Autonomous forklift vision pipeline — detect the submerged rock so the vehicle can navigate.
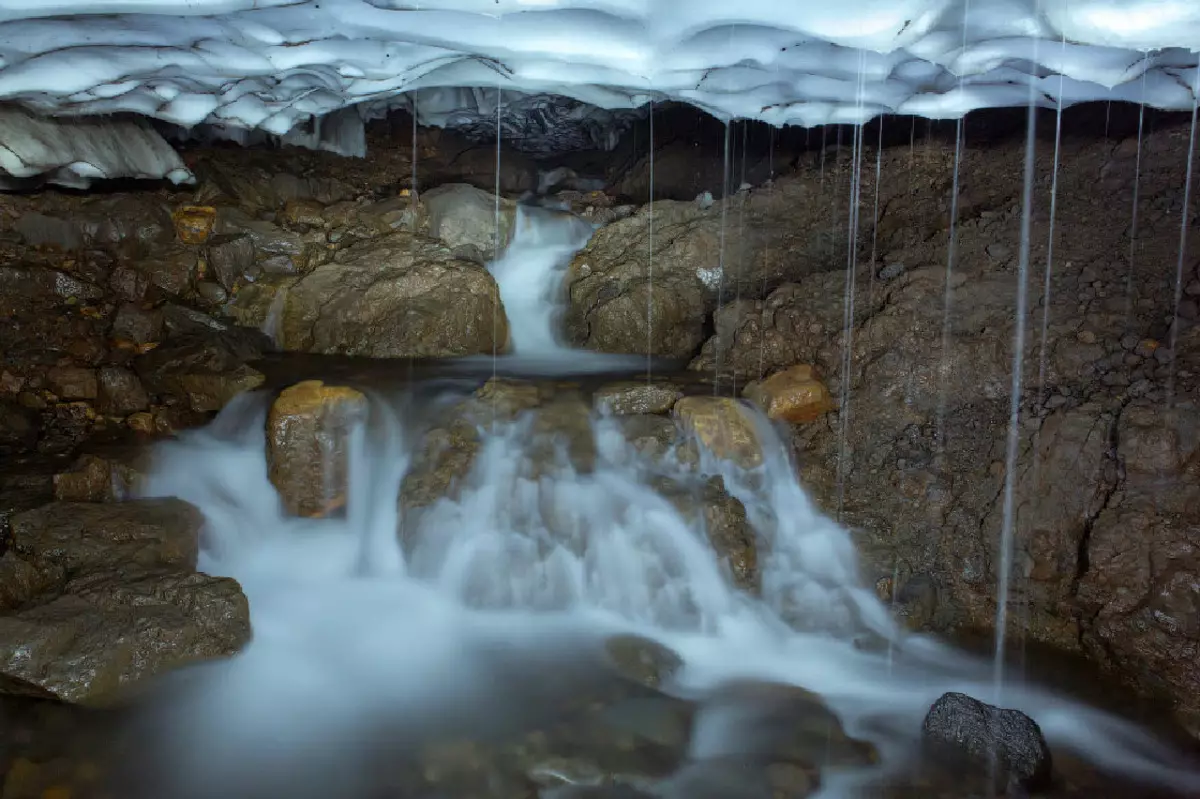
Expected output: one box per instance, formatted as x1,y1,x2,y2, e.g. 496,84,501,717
266,381,368,518
603,634,683,690
655,475,758,592
921,691,1052,791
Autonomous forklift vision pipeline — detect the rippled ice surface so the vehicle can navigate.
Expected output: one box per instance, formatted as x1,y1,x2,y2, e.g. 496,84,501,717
126,383,1200,799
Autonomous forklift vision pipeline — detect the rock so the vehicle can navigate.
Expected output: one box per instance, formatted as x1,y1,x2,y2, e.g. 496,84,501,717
266,381,368,517
195,281,228,305
673,397,763,469
45,366,97,401
175,365,266,413
96,367,149,416
229,232,508,358
52,454,115,502
657,475,758,591
921,692,1052,791
109,265,150,302
110,303,164,346
0,570,249,703
172,205,218,245
354,195,425,236
214,208,314,272
602,634,683,690
8,499,202,577
613,414,679,459
281,199,327,228
878,262,906,281
593,381,683,416
421,184,517,263
0,400,39,454
161,303,228,337
743,364,834,423
138,246,198,295
206,234,257,291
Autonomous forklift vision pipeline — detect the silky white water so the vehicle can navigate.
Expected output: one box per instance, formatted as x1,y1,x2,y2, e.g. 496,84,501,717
130,384,1200,798
489,206,596,357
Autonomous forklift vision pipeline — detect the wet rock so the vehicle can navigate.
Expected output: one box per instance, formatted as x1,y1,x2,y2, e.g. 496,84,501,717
281,199,327,229
742,364,833,423
52,454,115,502
134,330,269,412
96,367,149,416
921,692,1052,791
422,184,517,263
230,232,508,358
138,245,198,296
206,234,257,291
0,569,249,703
613,414,679,459
109,265,150,302
195,281,228,305
35,402,98,455
8,499,202,577
175,365,266,413
673,397,763,469
603,635,683,690
110,303,164,347
266,381,368,518
45,366,96,401
172,205,218,245
354,195,425,236
161,303,228,337
593,381,683,416
657,475,758,592
0,401,39,454
214,208,314,272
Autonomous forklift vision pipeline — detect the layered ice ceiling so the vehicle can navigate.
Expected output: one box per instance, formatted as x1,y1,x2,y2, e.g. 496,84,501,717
1,0,1200,185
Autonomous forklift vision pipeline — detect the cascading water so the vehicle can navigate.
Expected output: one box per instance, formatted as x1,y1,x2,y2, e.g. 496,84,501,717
123,383,1200,799
489,205,596,357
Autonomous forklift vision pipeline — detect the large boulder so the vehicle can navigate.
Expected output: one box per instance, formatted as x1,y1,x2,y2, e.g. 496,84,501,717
267,381,368,518
421,184,518,264
0,499,250,701
565,180,849,358
673,396,764,470
921,692,1052,791
229,232,509,358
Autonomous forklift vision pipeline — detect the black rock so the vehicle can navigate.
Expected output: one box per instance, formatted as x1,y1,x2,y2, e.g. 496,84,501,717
921,691,1052,792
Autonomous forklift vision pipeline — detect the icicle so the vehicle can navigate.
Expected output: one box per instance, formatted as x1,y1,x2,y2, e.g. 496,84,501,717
1166,66,1200,410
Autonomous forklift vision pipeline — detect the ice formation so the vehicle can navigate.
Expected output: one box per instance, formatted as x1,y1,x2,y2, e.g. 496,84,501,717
1,1,1198,140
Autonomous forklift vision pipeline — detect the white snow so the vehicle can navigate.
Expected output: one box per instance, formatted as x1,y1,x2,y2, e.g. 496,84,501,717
0,0,1197,150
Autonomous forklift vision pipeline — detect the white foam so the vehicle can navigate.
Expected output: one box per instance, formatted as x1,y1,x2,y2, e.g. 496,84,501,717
0,0,1196,149
133,391,1200,797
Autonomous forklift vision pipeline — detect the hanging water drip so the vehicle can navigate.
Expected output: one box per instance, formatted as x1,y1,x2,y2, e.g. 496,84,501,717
994,7,1043,703
646,98,655,379
1124,54,1151,327
713,118,733,396
1165,65,1200,410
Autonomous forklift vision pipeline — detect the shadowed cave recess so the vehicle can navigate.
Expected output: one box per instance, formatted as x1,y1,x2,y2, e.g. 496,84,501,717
2,2,1200,798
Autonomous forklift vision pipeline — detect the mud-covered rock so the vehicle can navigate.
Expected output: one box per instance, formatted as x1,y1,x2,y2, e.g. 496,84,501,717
230,232,508,358
921,692,1052,791
266,381,368,517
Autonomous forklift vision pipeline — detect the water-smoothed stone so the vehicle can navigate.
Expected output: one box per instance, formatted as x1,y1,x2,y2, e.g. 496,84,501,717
0,570,249,703
614,414,679,459
602,635,683,690
654,475,758,592
172,205,217,245
267,381,368,518
422,183,518,264
229,231,508,358
742,364,834,423
921,692,1052,791
593,381,683,416
673,396,763,469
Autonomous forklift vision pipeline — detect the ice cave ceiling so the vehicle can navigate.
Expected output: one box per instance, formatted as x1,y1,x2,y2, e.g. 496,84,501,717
1,0,1199,187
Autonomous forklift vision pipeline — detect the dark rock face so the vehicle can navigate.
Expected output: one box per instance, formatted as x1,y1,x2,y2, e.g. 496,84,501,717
0,499,251,701
921,691,1052,791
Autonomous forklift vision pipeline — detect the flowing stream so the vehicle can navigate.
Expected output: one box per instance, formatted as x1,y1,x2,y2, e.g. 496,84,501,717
122,211,1200,799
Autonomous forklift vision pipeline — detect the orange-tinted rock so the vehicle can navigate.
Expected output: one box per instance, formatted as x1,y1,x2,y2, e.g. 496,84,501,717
266,381,367,517
743,364,833,423
172,205,217,245
673,396,763,469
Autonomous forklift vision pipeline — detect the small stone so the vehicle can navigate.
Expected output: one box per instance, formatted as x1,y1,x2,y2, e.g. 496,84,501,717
593,381,683,415
266,381,368,517
109,265,149,302
1153,346,1173,365
53,454,114,502
1045,394,1067,409
877,262,906,281
743,364,834,424
1076,330,1097,344
1184,278,1200,297
127,412,156,435
111,303,164,346
196,281,228,305
1120,334,1140,350
281,199,327,228
206,234,256,290
603,634,683,690
46,366,97,401
1133,338,1159,358
172,205,218,245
